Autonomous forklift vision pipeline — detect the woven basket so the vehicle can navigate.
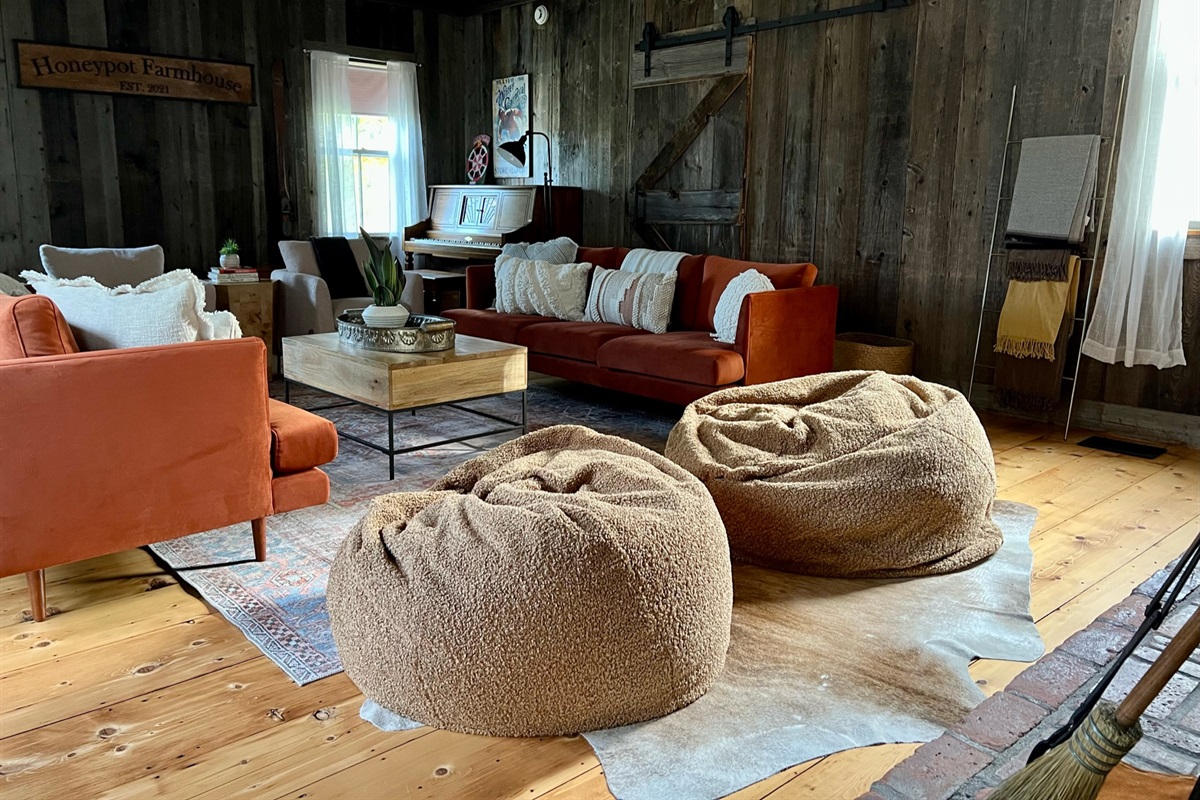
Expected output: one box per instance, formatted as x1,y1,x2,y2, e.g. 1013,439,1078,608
833,333,914,375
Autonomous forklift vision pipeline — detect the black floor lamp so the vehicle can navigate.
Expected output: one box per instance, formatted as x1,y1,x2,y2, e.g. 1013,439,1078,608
499,130,554,231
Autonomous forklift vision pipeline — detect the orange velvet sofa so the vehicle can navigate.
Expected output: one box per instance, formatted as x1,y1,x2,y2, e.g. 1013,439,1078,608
0,293,338,621
444,247,839,405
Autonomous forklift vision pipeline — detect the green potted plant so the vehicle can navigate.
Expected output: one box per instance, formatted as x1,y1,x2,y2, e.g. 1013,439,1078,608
219,238,240,269
359,228,409,328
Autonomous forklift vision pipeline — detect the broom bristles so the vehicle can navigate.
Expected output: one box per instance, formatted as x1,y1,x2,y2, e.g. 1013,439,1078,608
990,702,1142,800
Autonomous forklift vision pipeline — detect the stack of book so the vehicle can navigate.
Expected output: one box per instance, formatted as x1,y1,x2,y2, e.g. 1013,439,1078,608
208,267,259,284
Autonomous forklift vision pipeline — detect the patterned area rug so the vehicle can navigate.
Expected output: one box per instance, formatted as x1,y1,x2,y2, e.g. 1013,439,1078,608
150,380,677,683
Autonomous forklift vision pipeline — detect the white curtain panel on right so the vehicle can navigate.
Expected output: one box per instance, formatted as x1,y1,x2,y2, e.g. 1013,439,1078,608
386,60,428,253
1082,0,1198,369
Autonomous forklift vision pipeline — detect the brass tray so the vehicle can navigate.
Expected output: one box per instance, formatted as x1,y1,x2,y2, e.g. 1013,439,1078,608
336,311,456,353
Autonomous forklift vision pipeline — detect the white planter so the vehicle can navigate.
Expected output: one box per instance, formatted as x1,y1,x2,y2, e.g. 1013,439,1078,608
219,253,240,269
362,304,410,328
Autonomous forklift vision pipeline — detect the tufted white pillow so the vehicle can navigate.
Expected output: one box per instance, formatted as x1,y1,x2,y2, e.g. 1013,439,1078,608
499,236,578,265
712,269,774,344
493,256,591,322
20,269,241,351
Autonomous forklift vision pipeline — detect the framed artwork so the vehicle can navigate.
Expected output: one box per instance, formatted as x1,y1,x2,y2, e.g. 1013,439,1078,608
492,74,530,178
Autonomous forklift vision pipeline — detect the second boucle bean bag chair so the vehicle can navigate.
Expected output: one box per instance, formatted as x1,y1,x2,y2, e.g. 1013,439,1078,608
327,425,732,737
665,371,1002,578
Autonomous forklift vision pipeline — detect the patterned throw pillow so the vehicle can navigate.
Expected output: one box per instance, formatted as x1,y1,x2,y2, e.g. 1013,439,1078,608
499,236,578,265
583,266,676,334
494,256,591,321
20,269,242,351
712,268,774,343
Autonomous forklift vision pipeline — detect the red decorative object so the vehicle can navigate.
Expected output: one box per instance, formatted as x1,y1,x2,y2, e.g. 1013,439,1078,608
466,134,490,184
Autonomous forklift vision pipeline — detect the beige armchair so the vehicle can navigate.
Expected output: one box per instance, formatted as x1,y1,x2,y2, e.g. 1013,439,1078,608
273,238,430,337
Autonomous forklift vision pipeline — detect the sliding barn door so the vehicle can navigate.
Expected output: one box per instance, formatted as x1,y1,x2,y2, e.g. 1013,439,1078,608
629,19,751,257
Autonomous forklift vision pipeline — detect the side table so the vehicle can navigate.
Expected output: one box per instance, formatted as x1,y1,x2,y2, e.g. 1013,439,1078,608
411,270,466,315
206,279,276,374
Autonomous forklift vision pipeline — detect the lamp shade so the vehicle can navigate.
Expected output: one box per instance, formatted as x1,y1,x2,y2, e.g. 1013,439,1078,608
499,136,529,166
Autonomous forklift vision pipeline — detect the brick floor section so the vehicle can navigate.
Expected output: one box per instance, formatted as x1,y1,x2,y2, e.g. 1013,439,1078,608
1005,651,1097,707
864,561,1200,799
872,734,993,800
953,693,1048,751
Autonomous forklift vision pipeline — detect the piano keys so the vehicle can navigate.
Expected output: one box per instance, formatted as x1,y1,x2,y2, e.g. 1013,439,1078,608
402,184,582,267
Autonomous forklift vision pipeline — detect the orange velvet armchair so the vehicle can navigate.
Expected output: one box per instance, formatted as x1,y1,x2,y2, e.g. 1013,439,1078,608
0,294,337,621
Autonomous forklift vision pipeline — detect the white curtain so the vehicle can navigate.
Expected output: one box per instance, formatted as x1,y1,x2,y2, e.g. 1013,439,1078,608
310,51,357,237
1081,0,1198,369
386,61,428,252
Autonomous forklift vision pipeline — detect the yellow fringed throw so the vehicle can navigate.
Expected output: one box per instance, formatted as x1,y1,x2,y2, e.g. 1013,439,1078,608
994,256,1080,360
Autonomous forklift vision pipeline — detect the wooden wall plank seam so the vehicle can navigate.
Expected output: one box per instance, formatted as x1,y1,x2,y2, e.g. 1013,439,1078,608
65,0,123,248
3,0,52,267
0,4,27,274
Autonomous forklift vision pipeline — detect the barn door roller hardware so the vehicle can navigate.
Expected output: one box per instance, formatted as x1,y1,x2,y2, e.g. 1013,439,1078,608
636,0,910,77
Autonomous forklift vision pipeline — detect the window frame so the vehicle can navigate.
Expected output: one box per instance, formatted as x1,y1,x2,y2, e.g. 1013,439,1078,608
341,111,392,238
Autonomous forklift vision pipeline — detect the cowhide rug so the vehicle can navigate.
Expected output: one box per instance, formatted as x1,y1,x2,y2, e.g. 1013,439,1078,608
362,499,1044,800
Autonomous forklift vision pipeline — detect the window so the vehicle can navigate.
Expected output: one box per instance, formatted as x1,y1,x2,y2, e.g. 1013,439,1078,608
310,51,426,241
346,113,393,236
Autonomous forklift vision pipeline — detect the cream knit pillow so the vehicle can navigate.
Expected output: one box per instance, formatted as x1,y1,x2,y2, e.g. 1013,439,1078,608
20,269,241,351
712,269,774,343
494,255,590,321
499,236,578,265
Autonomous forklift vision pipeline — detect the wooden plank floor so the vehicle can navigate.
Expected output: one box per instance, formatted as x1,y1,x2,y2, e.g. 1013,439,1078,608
1,415,1197,800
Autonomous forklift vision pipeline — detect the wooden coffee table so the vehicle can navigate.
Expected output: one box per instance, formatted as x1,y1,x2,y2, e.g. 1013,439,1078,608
281,333,528,479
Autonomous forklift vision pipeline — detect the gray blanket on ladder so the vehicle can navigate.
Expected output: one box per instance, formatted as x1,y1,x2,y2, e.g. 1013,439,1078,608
1006,134,1101,243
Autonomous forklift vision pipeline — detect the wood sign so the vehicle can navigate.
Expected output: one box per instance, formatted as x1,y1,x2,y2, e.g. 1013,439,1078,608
14,41,254,105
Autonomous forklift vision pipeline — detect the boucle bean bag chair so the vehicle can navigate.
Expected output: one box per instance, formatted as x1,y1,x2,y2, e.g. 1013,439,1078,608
327,424,733,737
665,371,1002,578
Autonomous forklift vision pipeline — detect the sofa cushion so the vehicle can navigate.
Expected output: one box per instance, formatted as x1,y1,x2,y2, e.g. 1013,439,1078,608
39,244,164,287
519,320,649,363
598,331,744,386
268,399,338,474
442,308,555,343
577,246,630,269
279,240,321,276
271,468,331,515
0,294,80,359
670,254,708,332
700,256,817,330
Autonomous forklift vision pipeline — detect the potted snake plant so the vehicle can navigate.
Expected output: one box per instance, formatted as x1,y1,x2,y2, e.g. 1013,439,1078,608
359,228,409,328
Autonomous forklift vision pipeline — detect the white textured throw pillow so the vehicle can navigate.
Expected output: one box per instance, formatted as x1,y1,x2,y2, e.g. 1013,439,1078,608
583,266,677,334
499,236,578,265
20,269,241,351
494,256,590,321
712,269,774,344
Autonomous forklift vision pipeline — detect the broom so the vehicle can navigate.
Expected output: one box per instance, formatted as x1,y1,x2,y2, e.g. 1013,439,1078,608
991,602,1200,800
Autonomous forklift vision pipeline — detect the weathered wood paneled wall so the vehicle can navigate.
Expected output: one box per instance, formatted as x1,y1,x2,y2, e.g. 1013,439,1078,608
449,0,1197,417
0,0,446,276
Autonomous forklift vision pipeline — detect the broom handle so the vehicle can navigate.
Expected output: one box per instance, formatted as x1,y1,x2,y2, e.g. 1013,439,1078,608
1117,604,1200,728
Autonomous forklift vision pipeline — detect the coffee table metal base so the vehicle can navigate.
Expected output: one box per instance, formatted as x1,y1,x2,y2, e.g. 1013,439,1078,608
284,381,528,480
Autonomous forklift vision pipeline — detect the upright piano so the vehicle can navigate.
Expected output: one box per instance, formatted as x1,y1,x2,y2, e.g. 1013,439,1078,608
402,184,583,267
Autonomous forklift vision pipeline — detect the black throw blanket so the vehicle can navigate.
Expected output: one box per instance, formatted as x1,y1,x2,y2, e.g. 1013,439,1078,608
309,236,371,300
